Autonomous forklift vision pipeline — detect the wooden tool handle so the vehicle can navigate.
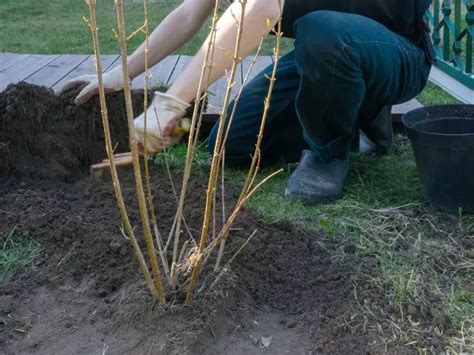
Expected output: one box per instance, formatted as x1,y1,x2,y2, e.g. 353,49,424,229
101,152,132,163
92,155,133,171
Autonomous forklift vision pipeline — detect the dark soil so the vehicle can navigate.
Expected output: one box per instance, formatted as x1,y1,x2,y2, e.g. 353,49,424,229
0,82,139,182
0,83,395,354
0,82,199,183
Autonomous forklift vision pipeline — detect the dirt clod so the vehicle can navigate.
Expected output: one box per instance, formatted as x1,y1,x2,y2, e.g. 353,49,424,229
432,311,448,330
109,240,123,253
407,304,418,316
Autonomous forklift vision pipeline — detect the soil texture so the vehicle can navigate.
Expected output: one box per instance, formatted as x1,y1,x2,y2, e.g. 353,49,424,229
1,83,395,354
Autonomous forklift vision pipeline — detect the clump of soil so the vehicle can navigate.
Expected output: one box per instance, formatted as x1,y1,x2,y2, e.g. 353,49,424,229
0,83,415,354
0,82,199,182
0,82,143,181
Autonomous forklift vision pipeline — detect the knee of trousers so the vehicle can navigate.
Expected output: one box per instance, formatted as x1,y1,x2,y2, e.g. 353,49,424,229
293,11,356,68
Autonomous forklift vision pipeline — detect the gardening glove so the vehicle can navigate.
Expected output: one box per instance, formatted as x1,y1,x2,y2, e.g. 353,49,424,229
57,66,126,105
134,92,191,153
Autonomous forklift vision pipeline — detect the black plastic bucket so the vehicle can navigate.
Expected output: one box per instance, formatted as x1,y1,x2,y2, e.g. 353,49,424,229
402,104,474,213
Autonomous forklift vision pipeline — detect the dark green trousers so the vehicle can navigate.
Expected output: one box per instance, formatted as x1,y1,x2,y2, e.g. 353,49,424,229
209,11,431,164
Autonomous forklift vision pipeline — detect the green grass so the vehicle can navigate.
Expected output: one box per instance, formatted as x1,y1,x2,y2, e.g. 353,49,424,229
239,140,473,352
0,0,185,54
228,139,424,233
0,0,291,56
418,82,461,106
163,137,473,352
154,141,211,168
0,228,41,281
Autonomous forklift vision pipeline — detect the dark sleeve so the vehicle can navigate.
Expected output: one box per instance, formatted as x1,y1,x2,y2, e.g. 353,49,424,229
279,0,433,40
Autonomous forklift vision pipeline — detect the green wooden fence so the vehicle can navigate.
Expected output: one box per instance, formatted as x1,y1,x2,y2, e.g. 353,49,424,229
426,0,474,89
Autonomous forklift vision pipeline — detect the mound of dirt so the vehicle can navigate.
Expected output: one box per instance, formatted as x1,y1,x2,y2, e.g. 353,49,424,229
0,84,416,354
1,167,375,354
0,82,145,181
0,82,202,182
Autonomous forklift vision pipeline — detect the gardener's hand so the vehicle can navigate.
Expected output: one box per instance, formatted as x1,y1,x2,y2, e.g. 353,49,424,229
134,92,190,153
57,66,126,105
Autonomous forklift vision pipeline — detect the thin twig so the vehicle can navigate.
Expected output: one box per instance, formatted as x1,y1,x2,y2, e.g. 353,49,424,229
140,0,170,282
214,153,227,271
114,0,165,303
215,12,282,271
239,17,283,201
85,0,156,298
209,229,257,290
219,34,266,155
213,34,265,271
198,169,284,275
186,0,249,303
170,0,221,287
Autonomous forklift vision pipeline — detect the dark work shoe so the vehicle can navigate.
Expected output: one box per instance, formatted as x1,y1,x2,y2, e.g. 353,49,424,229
364,106,393,154
359,130,377,155
285,150,349,204
351,130,377,155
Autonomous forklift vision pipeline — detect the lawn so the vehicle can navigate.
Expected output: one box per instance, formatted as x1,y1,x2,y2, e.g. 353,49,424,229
1,0,471,352
0,0,459,105
0,0,291,55
0,0,181,54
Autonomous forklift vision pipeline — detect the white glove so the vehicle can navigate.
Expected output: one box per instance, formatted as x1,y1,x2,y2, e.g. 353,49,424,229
57,66,126,105
134,92,190,153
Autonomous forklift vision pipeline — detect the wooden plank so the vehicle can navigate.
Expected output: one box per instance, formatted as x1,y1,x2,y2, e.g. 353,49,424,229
52,55,119,91
240,55,273,83
131,55,179,89
0,53,30,72
0,54,60,91
392,99,423,128
168,55,192,84
207,77,228,114
104,55,121,72
205,61,246,114
429,66,472,104
104,54,121,73
168,55,243,114
168,54,243,88
25,54,89,88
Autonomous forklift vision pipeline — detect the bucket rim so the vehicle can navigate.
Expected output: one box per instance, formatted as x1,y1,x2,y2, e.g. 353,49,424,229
402,104,474,137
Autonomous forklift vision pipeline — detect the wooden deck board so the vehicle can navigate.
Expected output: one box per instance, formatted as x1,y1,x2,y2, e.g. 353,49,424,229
26,55,90,88
392,99,423,124
1,53,423,124
0,55,60,90
207,64,245,113
131,55,179,89
241,56,273,83
207,78,228,114
0,53,30,72
168,56,243,113
52,55,119,91
168,55,191,84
